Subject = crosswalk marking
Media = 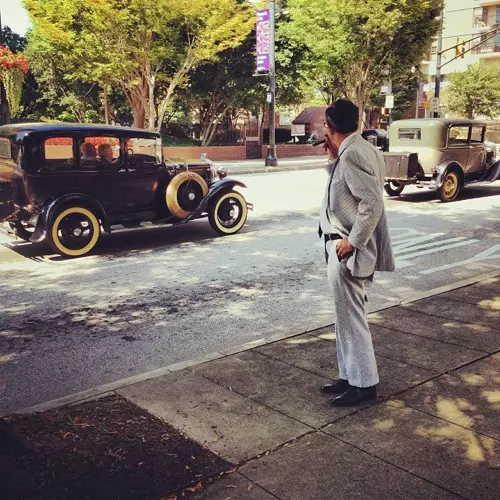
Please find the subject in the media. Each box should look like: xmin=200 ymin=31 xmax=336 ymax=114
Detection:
xmin=394 ymin=237 xmax=469 ymax=255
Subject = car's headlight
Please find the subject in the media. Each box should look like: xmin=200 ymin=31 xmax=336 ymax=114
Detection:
xmin=216 ymin=165 xmax=228 ymax=179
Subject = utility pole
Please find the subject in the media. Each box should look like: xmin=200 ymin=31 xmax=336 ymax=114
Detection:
xmin=265 ymin=0 xmax=278 ymax=167
xmin=0 ymin=10 xmax=11 ymax=126
xmin=433 ymin=8 xmax=444 ymax=118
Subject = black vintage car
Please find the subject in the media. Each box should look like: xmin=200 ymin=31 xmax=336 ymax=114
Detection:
xmin=0 ymin=123 xmax=251 ymax=257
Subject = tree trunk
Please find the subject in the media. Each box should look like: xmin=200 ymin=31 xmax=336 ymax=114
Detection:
xmin=103 ymin=84 xmax=110 ymax=125
xmin=0 ymin=82 xmax=11 ymax=126
xmin=148 ymin=72 xmax=157 ymax=131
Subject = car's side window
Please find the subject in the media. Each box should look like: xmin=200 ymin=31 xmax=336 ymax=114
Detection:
xmin=448 ymin=126 xmax=469 ymax=146
xmin=470 ymin=127 xmax=484 ymax=144
xmin=44 ymin=137 xmax=75 ymax=171
xmin=78 ymin=137 xmax=121 ymax=170
xmin=126 ymin=137 xmax=162 ymax=168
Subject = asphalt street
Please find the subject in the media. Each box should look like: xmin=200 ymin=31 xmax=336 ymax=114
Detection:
xmin=1 ymin=169 xmax=500 ymax=414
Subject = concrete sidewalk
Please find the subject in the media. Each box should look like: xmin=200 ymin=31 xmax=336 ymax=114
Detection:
xmin=116 ymin=276 xmax=500 ymax=500
xmin=215 ymin=156 xmax=328 ymax=176
xmin=15 ymin=275 xmax=500 ymax=499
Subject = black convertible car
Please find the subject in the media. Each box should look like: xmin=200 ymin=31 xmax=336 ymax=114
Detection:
xmin=0 ymin=123 xmax=251 ymax=257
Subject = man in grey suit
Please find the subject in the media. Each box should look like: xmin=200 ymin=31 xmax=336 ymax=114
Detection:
xmin=319 ymin=99 xmax=395 ymax=406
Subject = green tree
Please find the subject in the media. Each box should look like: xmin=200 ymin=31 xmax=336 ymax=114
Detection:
xmin=445 ymin=62 xmax=500 ymax=119
xmin=187 ymin=33 xmax=267 ymax=146
xmin=25 ymin=0 xmax=254 ymax=130
xmin=281 ymin=0 xmax=442 ymax=126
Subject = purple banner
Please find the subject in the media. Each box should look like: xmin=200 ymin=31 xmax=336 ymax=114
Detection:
xmin=256 ymin=9 xmax=270 ymax=73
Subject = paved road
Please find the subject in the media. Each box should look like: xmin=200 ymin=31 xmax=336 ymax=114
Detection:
xmin=1 ymin=170 xmax=500 ymax=414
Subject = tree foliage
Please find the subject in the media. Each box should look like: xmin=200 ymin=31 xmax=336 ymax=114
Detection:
xmin=445 ymin=62 xmax=500 ymax=119
xmin=25 ymin=0 xmax=255 ymax=130
xmin=281 ymin=0 xmax=443 ymax=126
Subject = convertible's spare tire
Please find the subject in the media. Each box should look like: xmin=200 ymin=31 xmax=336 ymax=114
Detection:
xmin=166 ymin=171 xmax=209 ymax=219
xmin=209 ymin=190 xmax=248 ymax=235
xmin=47 ymin=206 xmax=101 ymax=257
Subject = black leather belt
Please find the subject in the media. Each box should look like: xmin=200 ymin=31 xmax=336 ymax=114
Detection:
xmin=324 ymin=233 xmax=343 ymax=242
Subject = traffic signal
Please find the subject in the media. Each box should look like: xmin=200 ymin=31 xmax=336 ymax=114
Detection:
xmin=455 ymin=39 xmax=466 ymax=59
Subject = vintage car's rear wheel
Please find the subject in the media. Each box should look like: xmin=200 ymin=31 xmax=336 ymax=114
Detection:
xmin=439 ymin=171 xmax=460 ymax=202
xmin=384 ymin=181 xmax=405 ymax=197
xmin=47 ymin=206 xmax=101 ymax=257
xmin=166 ymin=171 xmax=209 ymax=219
xmin=209 ymin=190 xmax=248 ymax=235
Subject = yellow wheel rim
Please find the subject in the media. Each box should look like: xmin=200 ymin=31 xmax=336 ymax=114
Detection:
xmin=51 ymin=207 xmax=100 ymax=257
xmin=166 ymin=171 xmax=209 ymax=219
xmin=212 ymin=192 xmax=248 ymax=234
xmin=443 ymin=173 xmax=458 ymax=198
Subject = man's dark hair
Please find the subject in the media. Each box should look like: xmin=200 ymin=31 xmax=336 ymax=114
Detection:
xmin=325 ymin=99 xmax=359 ymax=134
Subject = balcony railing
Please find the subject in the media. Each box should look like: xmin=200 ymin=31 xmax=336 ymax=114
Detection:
xmin=471 ymin=42 xmax=500 ymax=54
xmin=473 ymin=15 xmax=500 ymax=28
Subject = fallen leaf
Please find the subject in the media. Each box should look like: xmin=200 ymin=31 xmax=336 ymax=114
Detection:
xmin=226 ymin=467 xmax=238 ymax=474
xmin=185 ymin=481 xmax=203 ymax=493
xmin=248 ymin=484 xmax=254 ymax=491
xmin=166 ymin=496 xmax=177 ymax=500
xmin=62 ymin=432 xmax=73 ymax=439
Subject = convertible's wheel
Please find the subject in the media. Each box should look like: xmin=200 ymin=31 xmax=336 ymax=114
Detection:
xmin=384 ymin=181 xmax=405 ymax=197
xmin=166 ymin=171 xmax=209 ymax=219
xmin=209 ymin=191 xmax=248 ymax=235
xmin=47 ymin=206 xmax=101 ymax=257
xmin=439 ymin=171 xmax=460 ymax=202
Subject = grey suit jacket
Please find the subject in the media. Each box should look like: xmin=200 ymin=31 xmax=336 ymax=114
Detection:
xmin=324 ymin=133 xmax=395 ymax=278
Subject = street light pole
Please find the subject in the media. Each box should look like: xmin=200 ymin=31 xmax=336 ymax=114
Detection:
xmin=265 ymin=0 xmax=278 ymax=167
xmin=433 ymin=8 xmax=444 ymax=118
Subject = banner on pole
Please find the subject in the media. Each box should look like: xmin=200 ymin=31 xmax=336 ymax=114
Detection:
xmin=256 ymin=9 xmax=270 ymax=73
xmin=418 ymin=82 xmax=425 ymax=107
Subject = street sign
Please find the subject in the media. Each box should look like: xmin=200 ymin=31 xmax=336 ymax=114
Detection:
xmin=380 ymin=85 xmax=389 ymax=95
xmin=424 ymin=100 xmax=431 ymax=110
xmin=385 ymin=95 xmax=395 ymax=109
xmin=431 ymin=97 xmax=440 ymax=113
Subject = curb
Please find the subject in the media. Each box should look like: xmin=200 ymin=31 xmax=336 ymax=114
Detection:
xmin=13 ymin=269 xmax=500 ymax=416
xmin=227 ymin=163 xmax=326 ymax=176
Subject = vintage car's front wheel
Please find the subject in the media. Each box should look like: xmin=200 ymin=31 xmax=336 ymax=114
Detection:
xmin=438 ymin=171 xmax=461 ymax=202
xmin=209 ymin=191 xmax=248 ymax=235
xmin=47 ymin=206 xmax=101 ymax=257
xmin=384 ymin=181 xmax=405 ymax=197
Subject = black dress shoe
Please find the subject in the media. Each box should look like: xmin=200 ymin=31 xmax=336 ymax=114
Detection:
xmin=321 ymin=379 xmax=349 ymax=394
xmin=330 ymin=385 xmax=377 ymax=407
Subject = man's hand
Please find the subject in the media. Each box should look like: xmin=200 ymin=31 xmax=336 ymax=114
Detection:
xmin=336 ymin=239 xmax=355 ymax=260
xmin=323 ymin=135 xmax=339 ymax=160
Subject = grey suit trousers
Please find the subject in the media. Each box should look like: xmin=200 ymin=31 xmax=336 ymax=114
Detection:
xmin=326 ymin=240 xmax=379 ymax=388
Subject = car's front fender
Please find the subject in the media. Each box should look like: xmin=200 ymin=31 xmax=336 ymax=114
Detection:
xmin=177 ymin=178 xmax=248 ymax=223
xmin=31 ymin=193 xmax=110 ymax=243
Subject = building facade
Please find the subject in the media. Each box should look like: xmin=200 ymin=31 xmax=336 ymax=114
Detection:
xmin=421 ymin=0 xmax=500 ymax=116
